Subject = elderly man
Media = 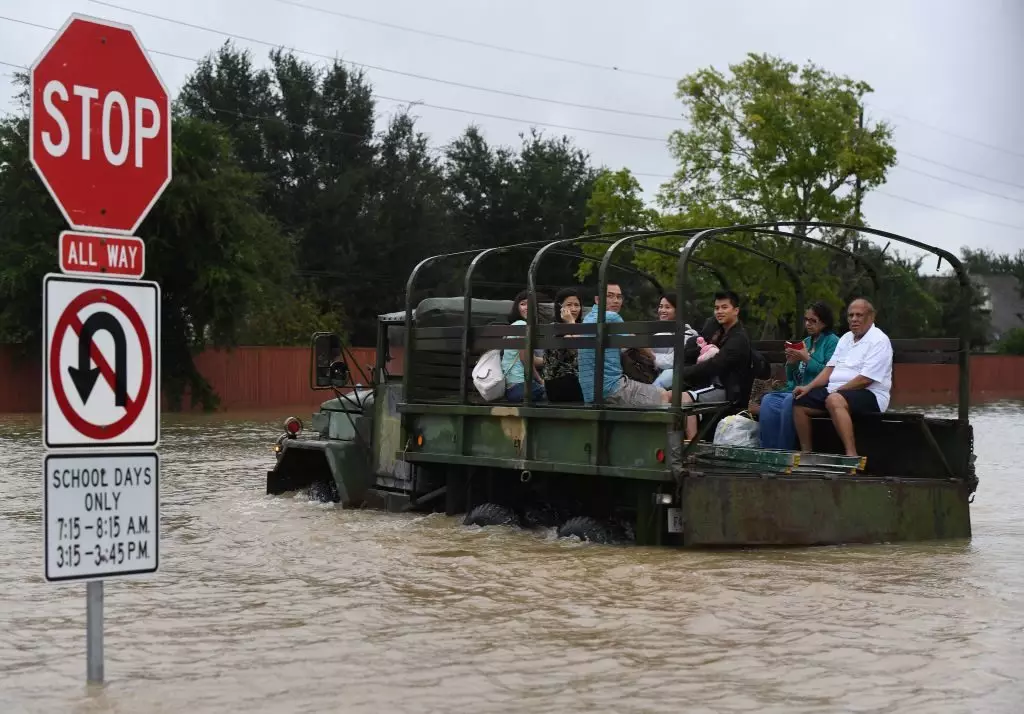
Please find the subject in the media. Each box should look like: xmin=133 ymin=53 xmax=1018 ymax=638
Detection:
xmin=791 ymin=299 xmax=893 ymax=458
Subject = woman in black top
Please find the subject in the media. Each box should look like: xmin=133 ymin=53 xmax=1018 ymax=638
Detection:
xmin=542 ymin=287 xmax=584 ymax=402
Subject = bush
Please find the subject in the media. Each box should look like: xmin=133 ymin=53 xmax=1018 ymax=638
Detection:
xmin=995 ymin=328 xmax=1024 ymax=355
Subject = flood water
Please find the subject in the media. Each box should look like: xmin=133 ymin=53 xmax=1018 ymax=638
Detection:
xmin=1 ymin=403 xmax=1023 ymax=713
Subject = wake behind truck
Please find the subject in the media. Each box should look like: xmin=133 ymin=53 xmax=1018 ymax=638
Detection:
xmin=265 ymin=221 xmax=978 ymax=547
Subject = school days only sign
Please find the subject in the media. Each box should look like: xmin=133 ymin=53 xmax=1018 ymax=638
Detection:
xmin=30 ymin=12 xmax=171 ymax=683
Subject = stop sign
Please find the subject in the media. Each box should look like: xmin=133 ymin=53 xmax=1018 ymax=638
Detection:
xmin=30 ymin=14 xmax=171 ymax=236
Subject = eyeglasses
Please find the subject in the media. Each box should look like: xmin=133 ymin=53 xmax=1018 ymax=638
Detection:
xmin=606 ymin=293 xmax=623 ymax=301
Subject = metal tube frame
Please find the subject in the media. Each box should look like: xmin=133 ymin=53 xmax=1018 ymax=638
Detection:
xmin=675 ymin=221 xmax=971 ymax=423
xmin=590 ymin=230 xmax=804 ymax=407
xmin=524 ymin=232 xmax=731 ymax=407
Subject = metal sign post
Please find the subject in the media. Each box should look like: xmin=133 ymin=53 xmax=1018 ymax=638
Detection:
xmin=87 ymin=582 xmax=103 ymax=682
xmin=30 ymin=12 xmax=170 ymax=685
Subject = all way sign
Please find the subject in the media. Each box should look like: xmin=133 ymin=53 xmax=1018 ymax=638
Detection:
xmin=60 ymin=231 xmax=145 ymax=279
xmin=44 ymin=273 xmax=160 ymax=448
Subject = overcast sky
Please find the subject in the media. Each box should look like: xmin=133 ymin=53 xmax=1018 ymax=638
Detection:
xmin=3 ymin=0 xmax=1022 ymax=274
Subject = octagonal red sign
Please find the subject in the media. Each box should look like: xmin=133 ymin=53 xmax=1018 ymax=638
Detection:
xmin=30 ymin=14 xmax=171 ymax=236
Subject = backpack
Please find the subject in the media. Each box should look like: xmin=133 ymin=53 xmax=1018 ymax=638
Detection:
xmin=621 ymin=348 xmax=657 ymax=384
xmin=750 ymin=347 xmax=772 ymax=380
xmin=471 ymin=349 xmax=516 ymax=401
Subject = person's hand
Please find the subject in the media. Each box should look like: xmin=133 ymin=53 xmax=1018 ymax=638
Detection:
xmin=785 ymin=346 xmax=810 ymax=363
xmin=792 ymin=385 xmax=810 ymax=400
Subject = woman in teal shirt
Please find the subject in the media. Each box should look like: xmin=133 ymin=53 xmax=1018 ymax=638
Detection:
xmin=758 ymin=301 xmax=839 ymax=449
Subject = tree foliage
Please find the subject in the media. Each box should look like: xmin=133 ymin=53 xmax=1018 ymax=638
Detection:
xmin=659 ymin=53 xmax=897 ymax=226
xmin=2 ymin=42 xmax=1017 ymax=415
xmin=995 ymin=328 xmax=1024 ymax=355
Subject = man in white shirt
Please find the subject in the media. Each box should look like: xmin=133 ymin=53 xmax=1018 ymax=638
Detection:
xmin=791 ymin=299 xmax=893 ymax=458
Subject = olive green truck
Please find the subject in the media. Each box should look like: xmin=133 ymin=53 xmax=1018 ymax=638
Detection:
xmin=266 ymin=222 xmax=978 ymax=547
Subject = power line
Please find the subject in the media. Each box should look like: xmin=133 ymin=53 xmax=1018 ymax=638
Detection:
xmin=868 ymin=102 xmax=1024 ymax=161
xmin=13 ymin=11 xmax=1023 ymax=182
xmin=901 ymin=150 xmax=1024 ymax=192
xmin=3 ymin=12 xmax=670 ymax=144
xmin=874 ymin=189 xmax=1024 ymax=232
xmin=894 ymin=164 xmax=1024 ymax=206
xmin=4 ymin=15 xmax=1022 ymax=225
xmin=263 ymin=0 xmax=1024 ymax=160
xmin=373 ymin=95 xmax=665 ymax=143
xmin=262 ymin=0 xmax=678 ymax=82
xmin=86 ymin=1 xmax=681 ymax=122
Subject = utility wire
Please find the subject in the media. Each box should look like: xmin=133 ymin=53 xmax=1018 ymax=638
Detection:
xmin=85 ymin=1 xmax=682 ymax=122
xmin=1 ymin=13 xmax=670 ymax=144
xmin=372 ymin=95 xmax=665 ymax=143
xmin=894 ymin=164 xmax=1024 ymax=205
xmin=867 ymin=103 xmax=1024 ymax=161
xmin=874 ymin=189 xmax=1024 ymax=232
xmin=900 ymin=150 xmax=1024 ymax=192
xmin=11 ymin=11 xmax=1024 ymax=187
xmin=261 ymin=0 xmax=678 ymax=82
xmin=6 ymin=43 xmax=1022 ymax=222
xmin=263 ymin=0 xmax=1024 ymax=160
xmin=4 ymin=17 xmax=1022 ymax=227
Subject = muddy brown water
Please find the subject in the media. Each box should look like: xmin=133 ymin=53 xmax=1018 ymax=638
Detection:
xmin=1 ymin=403 xmax=1023 ymax=713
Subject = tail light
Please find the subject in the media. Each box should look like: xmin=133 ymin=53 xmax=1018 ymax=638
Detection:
xmin=284 ymin=417 xmax=303 ymax=438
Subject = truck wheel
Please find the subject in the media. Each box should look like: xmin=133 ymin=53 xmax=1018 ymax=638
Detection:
xmin=463 ymin=503 xmax=519 ymax=528
xmin=557 ymin=516 xmax=622 ymax=544
xmin=308 ymin=478 xmax=339 ymax=503
xmin=521 ymin=504 xmax=564 ymax=529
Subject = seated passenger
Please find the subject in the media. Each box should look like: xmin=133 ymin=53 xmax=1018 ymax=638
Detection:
xmin=677 ymin=290 xmax=752 ymax=439
xmin=791 ymin=298 xmax=893 ymax=457
xmin=542 ymin=287 xmax=585 ymax=402
xmin=651 ymin=291 xmax=699 ymax=390
xmin=757 ymin=301 xmax=839 ymax=450
xmin=501 ymin=290 xmax=546 ymax=402
xmin=576 ymin=282 xmax=671 ymax=406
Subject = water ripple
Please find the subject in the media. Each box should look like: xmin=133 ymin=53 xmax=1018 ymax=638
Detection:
xmin=1 ymin=406 xmax=1023 ymax=713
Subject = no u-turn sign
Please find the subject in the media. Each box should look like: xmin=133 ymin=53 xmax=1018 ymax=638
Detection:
xmin=44 ymin=273 xmax=160 ymax=448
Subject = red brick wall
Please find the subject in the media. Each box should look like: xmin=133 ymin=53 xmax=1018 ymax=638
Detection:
xmin=0 ymin=345 xmax=1021 ymax=413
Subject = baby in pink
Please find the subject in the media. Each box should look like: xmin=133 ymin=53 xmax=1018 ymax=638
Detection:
xmin=695 ymin=336 xmax=719 ymax=363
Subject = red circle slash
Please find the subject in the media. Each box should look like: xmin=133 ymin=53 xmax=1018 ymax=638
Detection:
xmin=50 ymin=288 xmax=152 ymax=440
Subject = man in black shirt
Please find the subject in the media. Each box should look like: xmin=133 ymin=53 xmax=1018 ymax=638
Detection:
xmin=677 ymin=290 xmax=753 ymax=439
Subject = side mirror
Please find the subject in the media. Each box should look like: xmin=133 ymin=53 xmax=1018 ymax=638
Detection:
xmin=311 ymin=332 xmax=346 ymax=389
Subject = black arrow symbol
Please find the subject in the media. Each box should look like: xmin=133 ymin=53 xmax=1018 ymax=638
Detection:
xmin=68 ymin=312 xmax=128 ymax=407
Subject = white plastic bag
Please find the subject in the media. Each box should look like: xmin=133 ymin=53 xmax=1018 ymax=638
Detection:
xmin=713 ymin=411 xmax=760 ymax=447
xmin=472 ymin=349 xmax=512 ymax=401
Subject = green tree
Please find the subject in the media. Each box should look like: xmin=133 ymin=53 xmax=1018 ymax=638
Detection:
xmin=995 ymin=328 xmax=1024 ymax=355
xmin=139 ymin=116 xmax=304 ymax=409
xmin=659 ymin=53 xmax=897 ymax=227
xmin=443 ymin=126 xmax=598 ymax=300
xmin=351 ymin=109 xmax=453 ymax=339
xmin=961 ymin=246 xmax=1024 ymax=298
xmin=577 ymin=168 xmax=659 ymax=280
xmin=0 ymin=115 xmax=65 ymax=345
xmin=0 ymin=86 xmax=303 ymax=408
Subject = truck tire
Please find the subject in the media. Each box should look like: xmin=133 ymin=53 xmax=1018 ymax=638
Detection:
xmin=463 ymin=503 xmax=520 ymax=528
xmin=308 ymin=478 xmax=339 ymax=503
xmin=557 ymin=516 xmax=620 ymax=544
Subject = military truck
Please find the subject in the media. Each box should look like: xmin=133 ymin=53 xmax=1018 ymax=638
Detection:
xmin=265 ymin=222 xmax=979 ymax=547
